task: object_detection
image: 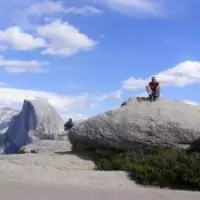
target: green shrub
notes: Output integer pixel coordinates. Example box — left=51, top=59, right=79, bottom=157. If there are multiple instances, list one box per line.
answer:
left=94, top=147, right=200, bottom=191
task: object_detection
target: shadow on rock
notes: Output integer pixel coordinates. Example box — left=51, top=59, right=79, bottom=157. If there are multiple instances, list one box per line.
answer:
left=54, top=150, right=96, bottom=162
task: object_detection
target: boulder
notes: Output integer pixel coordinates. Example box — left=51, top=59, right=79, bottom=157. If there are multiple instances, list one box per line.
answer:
left=3, top=99, right=64, bottom=154
left=68, top=97, right=200, bottom=151
left=19, top=140, right=72, bottom=154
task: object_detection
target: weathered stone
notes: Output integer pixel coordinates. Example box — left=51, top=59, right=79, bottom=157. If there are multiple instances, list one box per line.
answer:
left=68, top=97, right=200, bottom=151
left=19, top=140, right=72, bottom=154
left=0, top=107, right=19, bottom=135
left=3, top=99, right=64, bottom=154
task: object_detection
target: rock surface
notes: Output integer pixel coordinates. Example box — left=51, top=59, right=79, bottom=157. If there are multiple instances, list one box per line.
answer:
left=0, top=140, right=95, bottom=180
left=19, top=140, right=72, bottom=154
left=68, top=97, right=200, bottom=151
left=1, top=179, right=200, bottom=200
left=0, top=107, right=19, bottom=134
left=3, top=99, right=64, bottom=154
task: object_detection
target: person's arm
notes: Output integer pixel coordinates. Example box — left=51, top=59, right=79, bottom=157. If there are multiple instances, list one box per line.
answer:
left=145, top=83, right=150, bottom=89
left=156, top=82, right=160, bottom=90
left=145, top=83, right=151, bottom=95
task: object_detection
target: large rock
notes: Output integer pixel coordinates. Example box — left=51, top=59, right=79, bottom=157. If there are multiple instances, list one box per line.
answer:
left=0, top=107, right=19, bottom=151
left=3, top=99, right=64, bottom=154
left=19, top=140, right=72, bottom=154
left=68, top=97, right=200, bottom=151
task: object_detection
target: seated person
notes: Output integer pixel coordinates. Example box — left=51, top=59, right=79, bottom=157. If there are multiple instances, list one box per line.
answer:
left=64, top=118, right=74, bottom=131
left=145, top=76, right=160, bottom=100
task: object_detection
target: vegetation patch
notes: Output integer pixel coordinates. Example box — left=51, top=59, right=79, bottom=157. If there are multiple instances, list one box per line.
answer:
left=93, top=147, right=200, bottom=191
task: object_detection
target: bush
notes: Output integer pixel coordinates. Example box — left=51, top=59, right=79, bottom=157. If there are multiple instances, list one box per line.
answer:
left=94, top=147, right=200, bottom=191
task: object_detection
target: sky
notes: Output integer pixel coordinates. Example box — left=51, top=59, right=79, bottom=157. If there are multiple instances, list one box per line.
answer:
left=0, top=0, right=200, bottom=120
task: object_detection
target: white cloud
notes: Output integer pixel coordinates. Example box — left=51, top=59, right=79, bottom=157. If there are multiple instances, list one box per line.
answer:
left=95, top=90, right=123, bottom=101
left=64, top=5, right=102, bottom=15
left=0, top=26, right=46, bottom=51
left=60, top=112, right=88, bottom=121
left=115, top=90, right=123, bottom=100
left=0, top=19, right=96, bottom=56
left=27, top=0, right=101, bottom=16
left=0, top=56, right=48, bottom=73
left=37, top=19, right=97, bottom=56
left=122, top=77, right=147, bottom=90
left=122, top=60, right=200, bottom=90
left=0, top=87, right=74, bottom=109
left=27, top=0, right=66, bottom=15
left=100, top=0, right=163, bottom=16
left=183, top=100, right=199, bottom=106
left=0, top=87, right=121, bottom=120
left=0, top=87, right=88, bottom=120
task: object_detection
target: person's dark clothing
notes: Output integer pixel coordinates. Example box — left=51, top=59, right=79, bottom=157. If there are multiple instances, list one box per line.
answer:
left=64, top=119, right=74, bottom=131
left=148, top=81, right=159, bottom=92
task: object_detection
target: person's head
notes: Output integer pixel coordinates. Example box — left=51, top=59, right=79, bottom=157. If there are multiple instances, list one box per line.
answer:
left=151, top=76, right=156, bottom=82
left=69, top=118, right=72, bottom=122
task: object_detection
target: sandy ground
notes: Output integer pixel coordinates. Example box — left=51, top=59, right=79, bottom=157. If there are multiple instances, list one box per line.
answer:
left=0, top=154, right=135, bottom=189
left=1, top=178, right=200, bottom=200
left=0, top=140, right=200, bottom=200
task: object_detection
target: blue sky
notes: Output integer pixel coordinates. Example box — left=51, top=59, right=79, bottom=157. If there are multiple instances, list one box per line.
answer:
left=0, top=0, right=200, bottom=120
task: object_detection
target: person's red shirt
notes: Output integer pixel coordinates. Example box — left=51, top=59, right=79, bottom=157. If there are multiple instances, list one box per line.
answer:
left=149, top=81, right=159, bottom=91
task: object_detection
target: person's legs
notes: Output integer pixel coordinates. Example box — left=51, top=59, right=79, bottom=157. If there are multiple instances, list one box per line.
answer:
left=145, top=86, right=160, bottom=101
left=150, top=91, right=156, bottom=101
left=152, top=89, right=160, bottom=100
left=155, top=87, right=160, bottom=98
left=145, top=86, right=154, bottom=101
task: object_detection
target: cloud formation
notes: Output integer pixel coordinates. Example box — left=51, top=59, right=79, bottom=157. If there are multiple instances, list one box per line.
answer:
left=37, top=20, right=97, bottom=56
left=0, top=27, right=46, bottom=51
left=99, top=0, right=164, bottom=16
left=122, top=60, right=200, bottom=90
left=0, top=56, right=48, bottom=73
left=0, top=87, right=121, bottom=120
left=26, top=0, right=101, bottom=16
left=0, top=19, right=96, bottom=57
left=183, top=99, right=199, bottom=106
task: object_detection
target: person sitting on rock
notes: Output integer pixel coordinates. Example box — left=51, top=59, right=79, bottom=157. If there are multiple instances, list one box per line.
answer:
left=145, top=76, right=160, bottom=101
left=64, top=118, right=74, bottom=131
